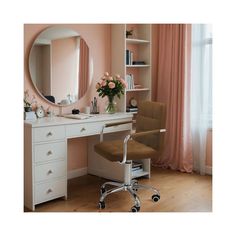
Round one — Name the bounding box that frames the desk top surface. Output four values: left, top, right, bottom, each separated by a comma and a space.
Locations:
24, 112, 133, 128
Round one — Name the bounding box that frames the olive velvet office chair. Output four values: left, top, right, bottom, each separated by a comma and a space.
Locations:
94, 101, 166, 212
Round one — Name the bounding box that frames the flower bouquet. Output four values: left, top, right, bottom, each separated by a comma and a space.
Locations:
96, 72, 127, 113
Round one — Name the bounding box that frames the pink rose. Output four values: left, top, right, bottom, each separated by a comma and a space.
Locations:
108, 82, 115, 89
119, 78, 125, 84
104, 72, 109, 77
101, 80, 107, 87
108, 76, 113, 80
119, 78, 127, 88
95, 82, 101, 90
115, 74, 121, 79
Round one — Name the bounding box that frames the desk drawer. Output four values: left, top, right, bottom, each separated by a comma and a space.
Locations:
34, 141, 66, 163
66, 122, 102, 138
34, 160, 66, 182
34, 126, 65, 143
35, 178, 66, 204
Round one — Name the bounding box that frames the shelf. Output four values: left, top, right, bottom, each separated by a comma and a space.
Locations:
126, 88, 150, 92
126, 38, 150, 44
126, 65, 150, 68
132, 170, 149, 179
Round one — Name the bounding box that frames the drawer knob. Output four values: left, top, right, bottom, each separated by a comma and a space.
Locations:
80, 127, 86, 132
47, 170, 53, 175
47, 188, 53, 194
47, 132, 53, 137
47, 150, 53, 156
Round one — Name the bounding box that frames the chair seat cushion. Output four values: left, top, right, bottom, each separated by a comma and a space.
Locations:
94, 139, 158, 162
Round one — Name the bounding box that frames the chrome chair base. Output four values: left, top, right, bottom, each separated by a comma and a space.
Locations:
98, 179, 160, 212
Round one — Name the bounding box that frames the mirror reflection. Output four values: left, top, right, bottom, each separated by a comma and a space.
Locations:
29, 26, 92, 105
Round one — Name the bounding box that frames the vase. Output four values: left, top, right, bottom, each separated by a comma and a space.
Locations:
105, 96, 117, 114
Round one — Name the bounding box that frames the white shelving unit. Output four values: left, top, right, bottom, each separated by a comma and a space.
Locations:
111, 24, 152, 113
111, 24, 152, 179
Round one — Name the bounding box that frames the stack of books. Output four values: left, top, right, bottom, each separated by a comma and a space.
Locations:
132, 162, 143, 173
132, 61, 145, 65
125, 74, 134, 90
134, 84, 142, 89
126, 106, 138, 112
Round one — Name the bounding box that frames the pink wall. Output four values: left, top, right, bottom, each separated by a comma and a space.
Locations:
24, 24, 111, 170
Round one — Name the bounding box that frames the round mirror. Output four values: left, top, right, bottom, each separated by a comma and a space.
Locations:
29, 26, 93, 106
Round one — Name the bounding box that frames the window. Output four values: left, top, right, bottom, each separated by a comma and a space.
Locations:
191, 24, 212, 129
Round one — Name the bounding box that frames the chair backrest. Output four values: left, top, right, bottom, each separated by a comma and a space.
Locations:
135, 101, 166, 152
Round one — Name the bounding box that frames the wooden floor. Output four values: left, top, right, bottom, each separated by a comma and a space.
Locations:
26, 167, 212, 212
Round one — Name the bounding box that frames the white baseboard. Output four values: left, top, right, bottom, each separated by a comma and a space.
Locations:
67, 167, 88, 179
205, 165, 212, 175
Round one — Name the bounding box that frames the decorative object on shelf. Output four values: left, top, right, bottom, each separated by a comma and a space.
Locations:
46, 106, 55, 117
35, 106, 45, 118
90, 97, 99, 114
130, 97, 137, 107
96, 72, 127, 114
72, 109, 80, 114
126, 29, 133, 38
24, 90, 37, 120
126, 97, 138, 112
125, 74, 134, 90
24, 90, 37, 112
24, 111, 37, 120
84, 106, 91, 114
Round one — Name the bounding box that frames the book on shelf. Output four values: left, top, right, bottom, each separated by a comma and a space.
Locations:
132, 162, 143, 173
132, 168, 144, 173
126, 49, 133, 65
132, 161, 142, 168
130, 52, 133, 65
125, 74, 134, 90
134, 84, 142, 89
132, 168, 143, 174
132, 61, 145, 65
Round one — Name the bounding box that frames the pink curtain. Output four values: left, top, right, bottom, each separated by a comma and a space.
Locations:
79, 38, 89, 99
152, 24, 193, 173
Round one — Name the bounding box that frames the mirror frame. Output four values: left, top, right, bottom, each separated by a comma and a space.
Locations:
28, 26, 92, 107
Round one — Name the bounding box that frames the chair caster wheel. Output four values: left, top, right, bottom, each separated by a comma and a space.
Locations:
131, 206, 140, 212
152, 194, 160, 202
98, 201, 105, 209
100, 187, 106, 195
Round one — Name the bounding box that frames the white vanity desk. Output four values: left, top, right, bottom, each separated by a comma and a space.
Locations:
24, 113, 134, 211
